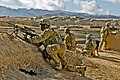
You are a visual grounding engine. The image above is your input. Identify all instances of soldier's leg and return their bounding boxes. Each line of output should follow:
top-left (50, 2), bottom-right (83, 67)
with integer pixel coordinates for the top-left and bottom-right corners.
top-left (81, 50), bottom-right (88, 57)
top-left (82, 48), bottom-right (92, 57)
top-left (46, 45), bottom-right (62, 70)
top-left (91, 44), bottom-right (97, 57)
top-left (87, 50), bottom-right (92, 57)
top-left (65, 65), bottom-right (86, 77)
top-left (58, 45), bottom-right (67, 68)
top-left (59, 53), bottom-right (67, 69)
top-left (73, 46), bottom-right (77, 54)
top-left (104, 38), bottom-right (108, 50)
top-left (99, 38), bottom-right (104, 51)
top-left (73, 43), bottom-right (77, 54)
top-left (96, 48), bottom-right (100, 56)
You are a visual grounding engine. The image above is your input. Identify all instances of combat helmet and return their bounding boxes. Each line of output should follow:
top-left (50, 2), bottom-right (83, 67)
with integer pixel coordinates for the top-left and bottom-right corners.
top-left (40, 19), bottom-right (51, 30)
top-left (86, 34), bottom-right (92, 39)
top-left (64, 28), bottom-right (70, 34)
top-left (106, 22), bottom-right (110, 27)
top-left (40, 19), bottom-right (51, 25)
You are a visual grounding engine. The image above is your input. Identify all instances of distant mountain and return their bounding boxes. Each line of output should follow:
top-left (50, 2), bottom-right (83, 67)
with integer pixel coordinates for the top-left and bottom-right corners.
top-left (0, 6), bottom-right (120, 18)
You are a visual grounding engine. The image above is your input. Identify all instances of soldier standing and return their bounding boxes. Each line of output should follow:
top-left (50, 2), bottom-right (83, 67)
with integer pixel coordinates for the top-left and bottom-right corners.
top-left (29, 19), bottom-right (67, 70)
top-left (110, 19), bottom-right (119, 28)
top-left (64, 28), bottom-right (77, 53)
top-left (99, 22), bottom-right (111, 51)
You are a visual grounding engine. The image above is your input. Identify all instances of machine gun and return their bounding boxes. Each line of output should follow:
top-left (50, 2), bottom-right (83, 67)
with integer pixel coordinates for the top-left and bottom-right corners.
top-left (110, 27), bottom-right (119, 35)
top-left (110, 27), bottom-right (119, 31)
top-left (7, 22), bottom-right (39, 42)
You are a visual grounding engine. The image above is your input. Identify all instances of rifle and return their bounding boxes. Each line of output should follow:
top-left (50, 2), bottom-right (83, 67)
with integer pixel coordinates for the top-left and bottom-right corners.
top-left (6, 22), bottom-right (18, 35)
top-left (24, 26), bottom-right (35, 32)
top-left (19, 27), bottom-right (38, 38)
top-left (110, 27), bottom-right (119, 31)
top-left (7, 22), bottom-right (39, 41)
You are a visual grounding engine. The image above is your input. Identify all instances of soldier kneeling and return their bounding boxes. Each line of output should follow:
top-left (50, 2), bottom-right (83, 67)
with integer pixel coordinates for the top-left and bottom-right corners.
top-left (29, 19), bottom-right (67, 70)
top-left (46, 42), bottom-right (67, 70)
top-left (81, 34), bottom-right (97, 57)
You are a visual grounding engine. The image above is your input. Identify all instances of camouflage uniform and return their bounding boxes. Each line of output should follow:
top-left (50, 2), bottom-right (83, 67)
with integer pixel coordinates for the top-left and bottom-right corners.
top-left (82, 34), bottom-right (95, 56)
top-left (46, 42), bottom-right (67, 70)
top-left (99, 22), bottom-right (111, 51)
top-left (110, 20), bottom-right (119, 35)
top-left (110, 19), bottom-right (119, 28)
top-left (29, 19), bottom-right (66, 70)
top-left (64, 28), bottom-right (77, 52)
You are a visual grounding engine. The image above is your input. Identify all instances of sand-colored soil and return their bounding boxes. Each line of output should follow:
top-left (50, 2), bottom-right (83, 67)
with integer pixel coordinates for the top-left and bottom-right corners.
top-left (0, 31), bottom-right (120, 80)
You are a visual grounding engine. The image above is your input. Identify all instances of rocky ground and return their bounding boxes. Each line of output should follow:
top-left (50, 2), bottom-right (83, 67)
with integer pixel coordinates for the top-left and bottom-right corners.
top-left (0, 30), bottom-right (120, 80)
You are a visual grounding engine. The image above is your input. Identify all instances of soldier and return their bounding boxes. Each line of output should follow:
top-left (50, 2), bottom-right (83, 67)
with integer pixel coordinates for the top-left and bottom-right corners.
top-left (99, 22), bottom-right (111, 51)
top-left (29, 19), bottom-right (67, 70)
top-left (110, 20), bottom-right (119, 35)
top-left (81, 34), bottom-right (96, 57)
top-left (110, 19), bottom-right (119, 28)
top-left (64, 28), bottom-right (77, 53)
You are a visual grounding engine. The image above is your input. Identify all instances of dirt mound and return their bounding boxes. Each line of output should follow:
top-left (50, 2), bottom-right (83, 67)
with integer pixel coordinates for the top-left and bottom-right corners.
top-left (0, 33), bottom-right (91, 80)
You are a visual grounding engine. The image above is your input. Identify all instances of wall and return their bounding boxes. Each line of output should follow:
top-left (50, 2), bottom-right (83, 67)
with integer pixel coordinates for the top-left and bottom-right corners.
top-left (107, 33), bottom-right (120, 51)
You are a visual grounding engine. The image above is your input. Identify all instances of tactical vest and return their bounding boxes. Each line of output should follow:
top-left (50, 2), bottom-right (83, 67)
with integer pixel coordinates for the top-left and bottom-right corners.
top-left (84, 39), bottom-right (93, 50)
top-left (65, 33), bottom-right (76, 50)
top-left (65, 33), bottom-right (76, 44)
top-left (43, 29), bottom-right (61, 48)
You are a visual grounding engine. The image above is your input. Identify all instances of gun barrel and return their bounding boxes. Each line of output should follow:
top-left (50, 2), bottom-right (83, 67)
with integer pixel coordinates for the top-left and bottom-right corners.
top-left (24, 26), bottom-right (35, 32)
top-left (6, 22), bottom-right (15, 26)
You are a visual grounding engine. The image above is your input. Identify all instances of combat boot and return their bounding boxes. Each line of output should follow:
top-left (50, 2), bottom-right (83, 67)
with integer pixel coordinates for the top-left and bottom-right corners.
top-left (76, 65), bottom-right (86, 77)
top-left (54, 62), bottom-right (62, 70)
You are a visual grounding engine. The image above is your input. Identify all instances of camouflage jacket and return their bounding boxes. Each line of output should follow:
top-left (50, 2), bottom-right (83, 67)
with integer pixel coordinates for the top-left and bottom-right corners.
top-left (64, 33), bottom-right (76, 50)
top-left (29, 29), bottom-right (61, 47)
top-left (83, 39), bottom-right (94, 50)
top-left (100, 26), bottom-right (110, 38)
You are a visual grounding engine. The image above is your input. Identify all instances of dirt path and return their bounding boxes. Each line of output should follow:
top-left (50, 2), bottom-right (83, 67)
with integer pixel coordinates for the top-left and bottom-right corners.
top-left (85, 50), bottom-right (120, 80)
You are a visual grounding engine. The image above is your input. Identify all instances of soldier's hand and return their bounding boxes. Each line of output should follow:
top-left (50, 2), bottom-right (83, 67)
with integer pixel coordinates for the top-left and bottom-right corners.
top-left (33, 42), bottom-right (43, 47)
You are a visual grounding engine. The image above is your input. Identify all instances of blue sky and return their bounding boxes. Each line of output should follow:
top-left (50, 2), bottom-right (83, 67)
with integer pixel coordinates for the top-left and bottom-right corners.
top-left (0, 0), bottom-right (120, 16)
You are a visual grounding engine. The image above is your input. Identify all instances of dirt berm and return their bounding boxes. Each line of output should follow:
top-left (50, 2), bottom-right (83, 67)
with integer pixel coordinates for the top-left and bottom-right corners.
top-left (0, 33), bottom-right (91, 80)
top-left (107, 33), bottom-right (120, 51)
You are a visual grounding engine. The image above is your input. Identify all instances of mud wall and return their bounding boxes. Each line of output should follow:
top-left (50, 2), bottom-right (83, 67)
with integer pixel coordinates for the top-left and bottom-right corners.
top-left (107, 33), bottom-right (120, 51)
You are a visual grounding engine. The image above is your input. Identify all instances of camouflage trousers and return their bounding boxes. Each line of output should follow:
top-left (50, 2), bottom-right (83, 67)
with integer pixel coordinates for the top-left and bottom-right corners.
top-left (46, 43), bottom-right (67, 68)
top-left (67, 45), bottom-right (76, 52)
top-left (99, 37), bottom-right (107, 50)
top-left (81, 43), bottom-right (97, 57)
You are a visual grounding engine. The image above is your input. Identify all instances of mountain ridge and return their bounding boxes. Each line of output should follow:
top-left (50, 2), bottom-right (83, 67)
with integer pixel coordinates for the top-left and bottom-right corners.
top-left (0, 6), bottom-right (119, 18)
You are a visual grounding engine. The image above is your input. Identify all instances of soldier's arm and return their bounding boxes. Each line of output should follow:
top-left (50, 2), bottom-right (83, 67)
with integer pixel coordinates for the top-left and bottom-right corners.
top-left (29, 29), bottom-right (51, 44)
top-left (108, 27), bottom-right (112, 35)
top-left (72, 35), bottom-right (77, 45)
top-left (64, 35), bottom-right (68, 43)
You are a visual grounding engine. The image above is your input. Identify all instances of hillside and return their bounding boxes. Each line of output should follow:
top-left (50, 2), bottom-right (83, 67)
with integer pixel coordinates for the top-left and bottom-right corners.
top-left (0, 33), bottom-right (91, 80)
